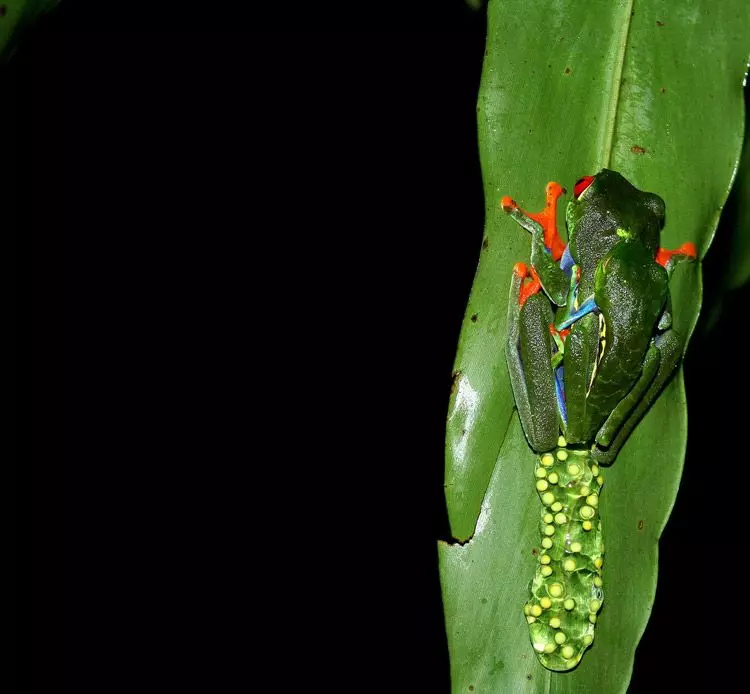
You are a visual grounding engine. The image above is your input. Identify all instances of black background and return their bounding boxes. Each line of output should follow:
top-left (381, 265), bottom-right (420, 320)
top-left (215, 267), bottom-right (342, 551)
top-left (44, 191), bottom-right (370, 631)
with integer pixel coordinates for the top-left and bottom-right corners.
top-left (52, 1), bottom-right (749, 691)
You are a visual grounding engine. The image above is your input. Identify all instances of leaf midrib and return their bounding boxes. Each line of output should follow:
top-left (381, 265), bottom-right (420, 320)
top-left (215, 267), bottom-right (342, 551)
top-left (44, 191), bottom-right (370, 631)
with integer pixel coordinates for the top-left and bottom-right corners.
top-left (600, 0), bottom-right (635, 168)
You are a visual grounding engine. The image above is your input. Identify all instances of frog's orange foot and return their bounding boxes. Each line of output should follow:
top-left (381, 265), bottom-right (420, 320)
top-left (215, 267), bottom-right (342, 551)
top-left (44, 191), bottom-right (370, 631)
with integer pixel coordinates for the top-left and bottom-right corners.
top-left (529, 182), bottom-right (566, 261)
top-left (514, 263), bottom-right (542, 307)
top-left (501, 183), bottom-right (567, 262)
top-left (501, 196), bottom-right (518, 212)
top-left (656, 242), bottom-right (697, 269)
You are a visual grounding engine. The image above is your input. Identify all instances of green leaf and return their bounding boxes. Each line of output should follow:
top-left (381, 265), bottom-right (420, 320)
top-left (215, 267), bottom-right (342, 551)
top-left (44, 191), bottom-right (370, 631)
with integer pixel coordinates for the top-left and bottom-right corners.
top-left (0, 0), bottom-right (61, 63)
top-left (440, 0), bottom-right (750, 691)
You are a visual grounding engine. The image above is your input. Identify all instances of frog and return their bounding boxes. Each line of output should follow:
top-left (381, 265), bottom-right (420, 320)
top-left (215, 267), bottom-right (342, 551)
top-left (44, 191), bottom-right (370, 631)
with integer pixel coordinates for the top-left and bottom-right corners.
top-left (500, 170), bottom-right (696, 671)
top-left (502, 169), bottom-right (696, 461)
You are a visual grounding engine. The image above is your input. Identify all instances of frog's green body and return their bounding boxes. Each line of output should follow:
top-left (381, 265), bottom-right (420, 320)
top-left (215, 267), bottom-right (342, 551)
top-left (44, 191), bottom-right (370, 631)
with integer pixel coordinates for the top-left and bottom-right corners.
top-left (502, 170), bottom-right (695, 671)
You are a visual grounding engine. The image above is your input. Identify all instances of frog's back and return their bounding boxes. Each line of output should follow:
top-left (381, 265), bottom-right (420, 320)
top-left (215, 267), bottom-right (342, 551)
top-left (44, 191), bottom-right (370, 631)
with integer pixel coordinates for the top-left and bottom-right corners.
top-left (566, 169), bottom-right (665, 297)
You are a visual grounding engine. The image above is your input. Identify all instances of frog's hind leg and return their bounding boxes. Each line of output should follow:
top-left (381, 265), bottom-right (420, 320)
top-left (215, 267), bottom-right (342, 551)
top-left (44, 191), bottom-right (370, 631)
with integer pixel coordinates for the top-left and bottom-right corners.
top-left (592, 330), bottom-right (683, 464)
top-left (506, 264), bottom-right (560, 453)
top-left (562, 313), bottom-right (600, 444)
top-left (594, 345), bottom-right (661, 449)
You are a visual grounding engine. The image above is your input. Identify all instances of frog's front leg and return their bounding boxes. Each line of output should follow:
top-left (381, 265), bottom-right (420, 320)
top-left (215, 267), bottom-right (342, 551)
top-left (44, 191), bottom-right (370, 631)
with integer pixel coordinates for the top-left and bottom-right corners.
top-left (506, 263), bottom-right (560, 453)
top-left (562, 312), bottom-right (601, 444)
top-left (501, 182), bottom-right (569, 306)
top-left (502, 182), bottom-right (567, 260)
top-left (656, 242), bottom-right (697, 274)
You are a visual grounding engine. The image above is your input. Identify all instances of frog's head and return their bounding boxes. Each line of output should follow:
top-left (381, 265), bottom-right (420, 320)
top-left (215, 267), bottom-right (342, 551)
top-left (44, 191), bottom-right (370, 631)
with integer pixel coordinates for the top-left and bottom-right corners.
top-left (566, 169), bottom-right (665, 271)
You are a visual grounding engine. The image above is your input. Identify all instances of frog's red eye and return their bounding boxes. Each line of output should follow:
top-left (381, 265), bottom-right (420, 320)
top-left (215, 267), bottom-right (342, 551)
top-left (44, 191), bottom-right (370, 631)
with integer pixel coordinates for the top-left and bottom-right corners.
top-left (574, 175), bottom-right (595, 199)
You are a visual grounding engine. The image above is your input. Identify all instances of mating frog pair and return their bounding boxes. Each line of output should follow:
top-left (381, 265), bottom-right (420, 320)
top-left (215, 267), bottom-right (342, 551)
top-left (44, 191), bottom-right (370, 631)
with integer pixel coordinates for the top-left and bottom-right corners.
top-left (502, 170), bottom-right (695, 670)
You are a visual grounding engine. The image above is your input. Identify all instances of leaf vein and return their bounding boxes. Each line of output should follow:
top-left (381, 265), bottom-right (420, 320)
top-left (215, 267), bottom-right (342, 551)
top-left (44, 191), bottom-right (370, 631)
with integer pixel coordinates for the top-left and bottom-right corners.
top-left (601, 0), bottom-right (636, 167)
